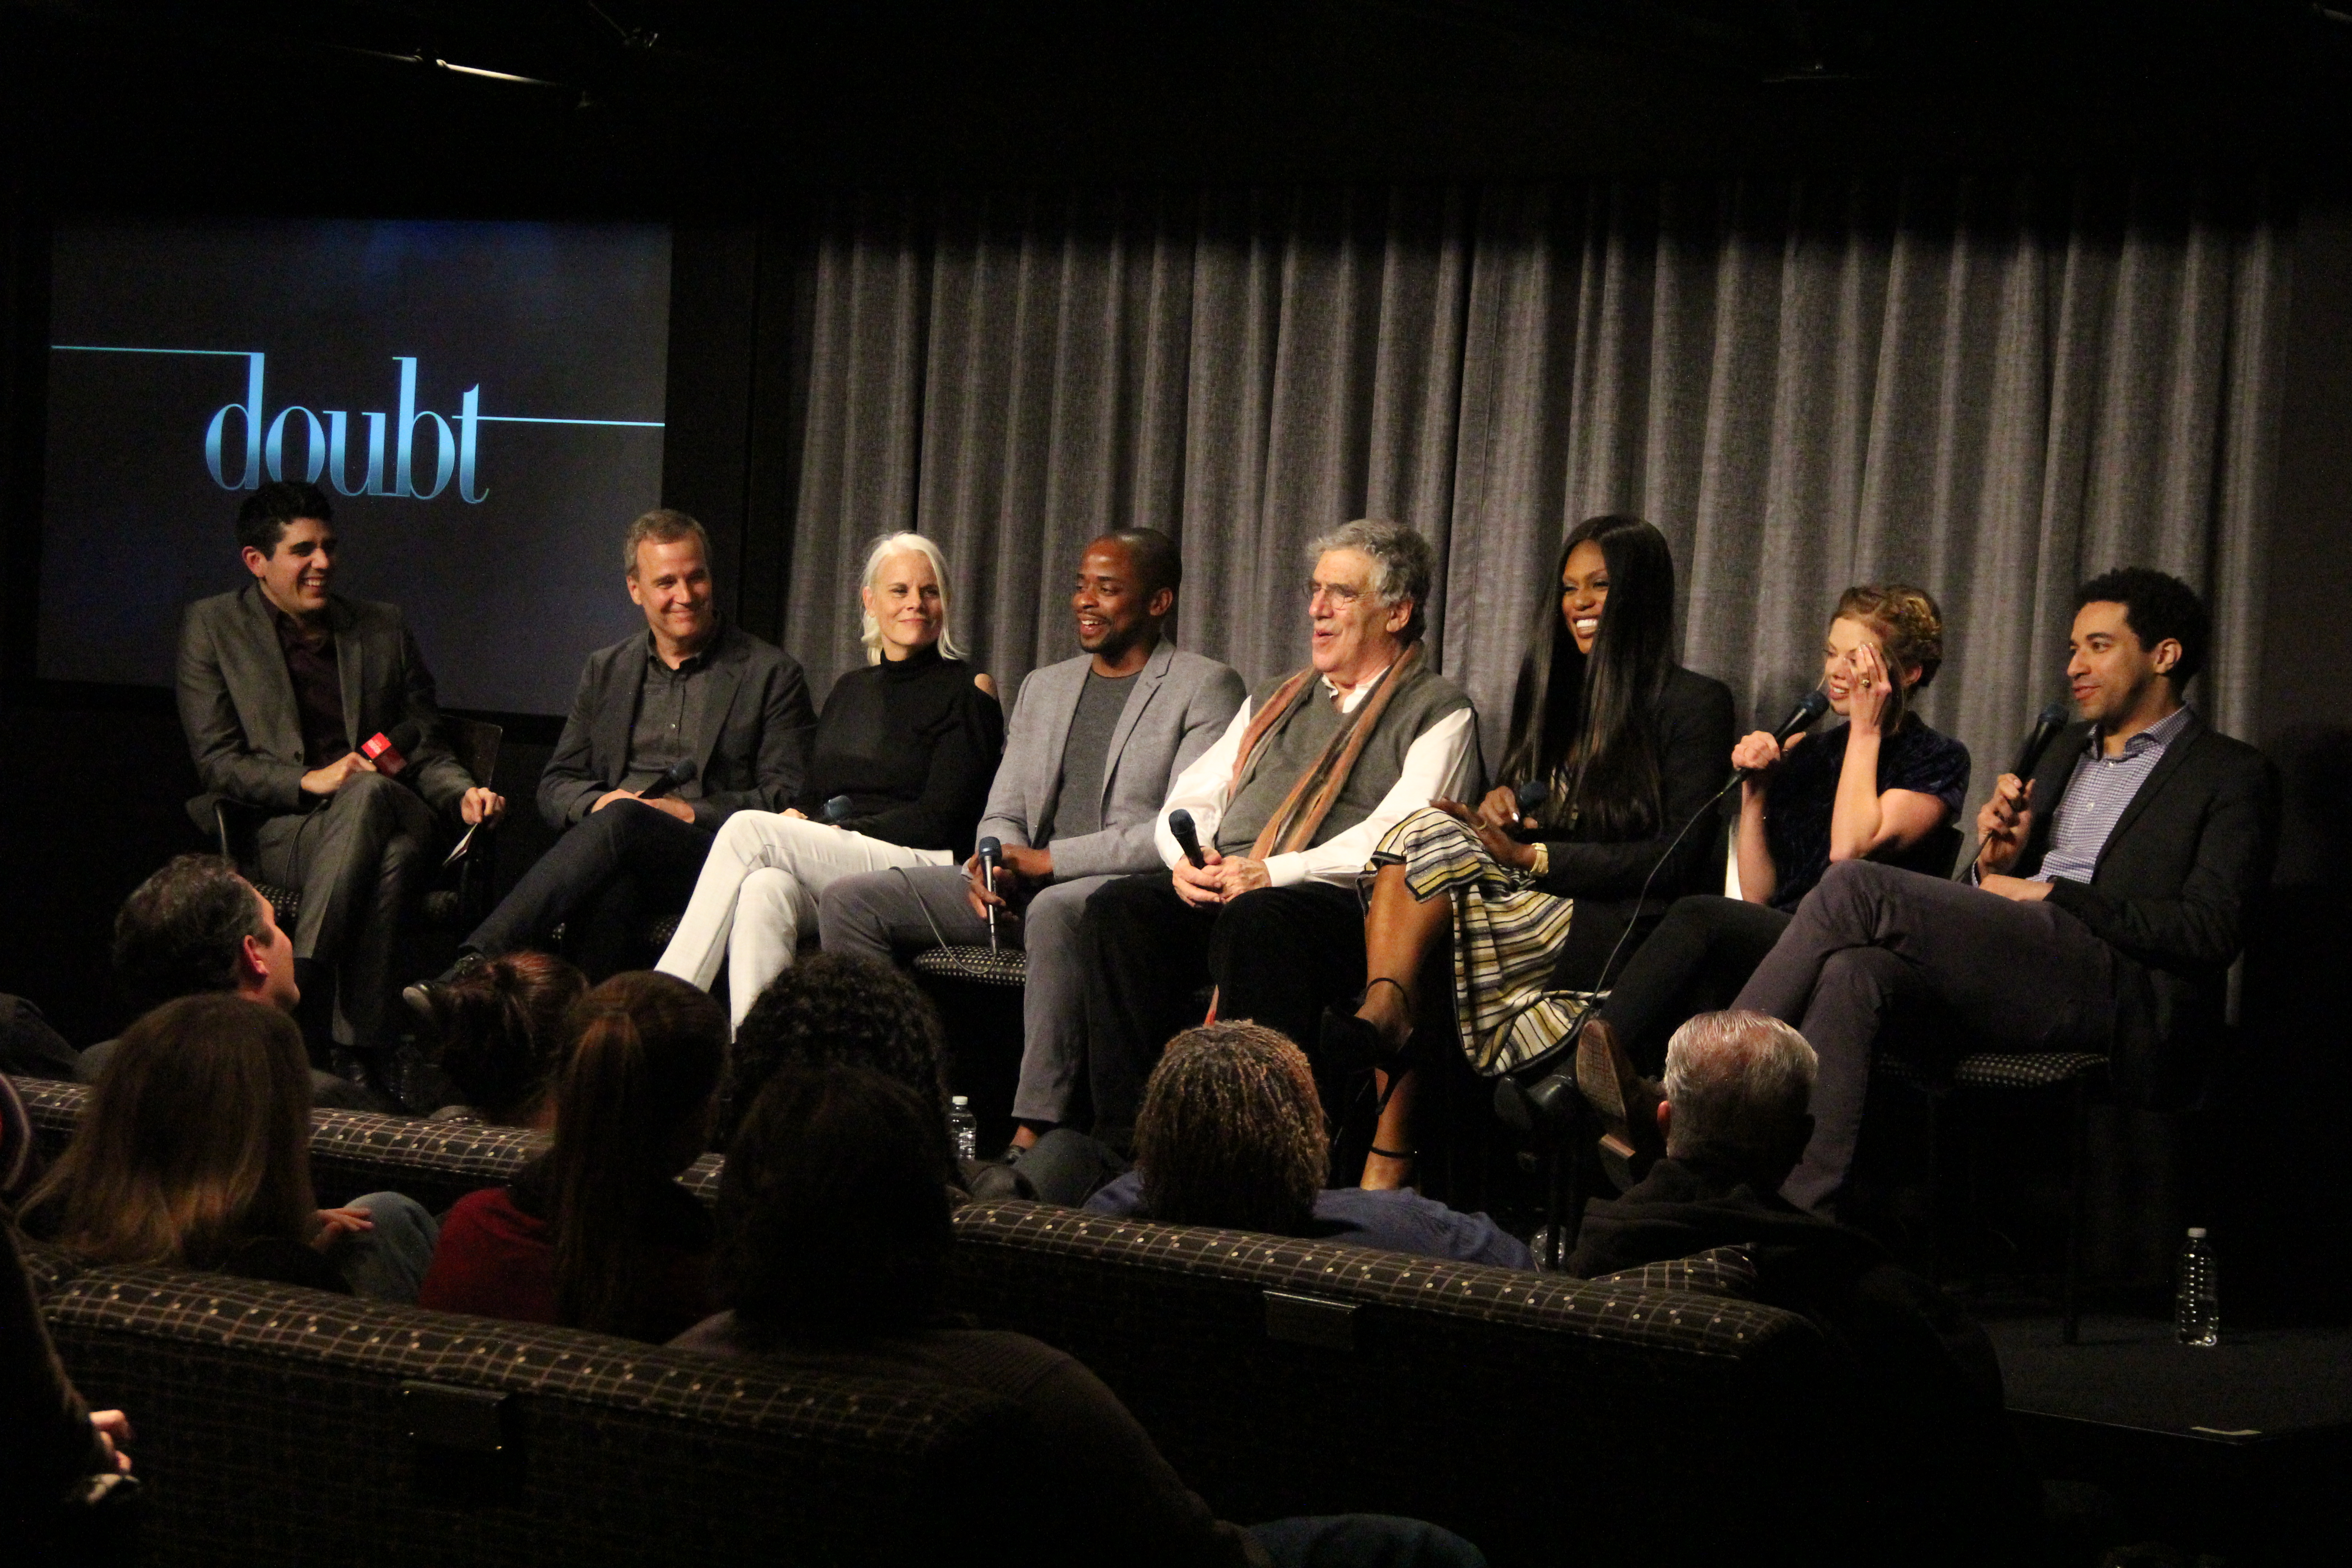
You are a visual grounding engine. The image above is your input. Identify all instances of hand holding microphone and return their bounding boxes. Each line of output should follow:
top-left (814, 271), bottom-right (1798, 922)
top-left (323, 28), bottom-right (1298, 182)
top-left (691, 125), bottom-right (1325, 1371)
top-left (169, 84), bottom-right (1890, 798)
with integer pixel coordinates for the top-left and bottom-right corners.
top-left (1974, 700), bottom-right (2071, 878)
top-left (637, 758), bottom-right (697, 800)
top-left (1727, 688), bottom-right (1832, 790)
top-left (975, 836), bottom-right (1004, 949)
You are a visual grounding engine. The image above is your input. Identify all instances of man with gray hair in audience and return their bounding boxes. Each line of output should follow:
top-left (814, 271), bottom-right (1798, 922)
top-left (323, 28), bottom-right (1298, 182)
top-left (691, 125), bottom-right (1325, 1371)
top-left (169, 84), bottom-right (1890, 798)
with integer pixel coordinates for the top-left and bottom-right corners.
top-left (1077, 519), bottom-right (1478, 1152)
top-left (1571, 1011), bottom-right (2042, 1564)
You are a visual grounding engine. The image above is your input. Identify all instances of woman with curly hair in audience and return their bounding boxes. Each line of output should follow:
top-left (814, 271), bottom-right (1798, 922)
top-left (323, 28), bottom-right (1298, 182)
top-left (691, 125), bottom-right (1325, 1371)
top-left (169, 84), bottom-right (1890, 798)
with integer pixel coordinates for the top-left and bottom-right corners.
top-left (1327, 514), bottom-right (1735, 1187)
top-left (414, 950), bottom-right (589, 1127)
top-left (675, 1060), bottom-right (1487, 1568)
top-left (24, 993), bottom-right (437, 1301)
top-left (419, 970), bottom-right (724, 1341)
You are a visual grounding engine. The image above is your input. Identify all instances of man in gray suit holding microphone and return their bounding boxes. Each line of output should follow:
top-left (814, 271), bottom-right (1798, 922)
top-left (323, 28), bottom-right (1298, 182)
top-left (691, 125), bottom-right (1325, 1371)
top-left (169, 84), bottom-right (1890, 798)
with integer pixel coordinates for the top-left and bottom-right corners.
top-left (822, 530), bottom-right (1244, 1155)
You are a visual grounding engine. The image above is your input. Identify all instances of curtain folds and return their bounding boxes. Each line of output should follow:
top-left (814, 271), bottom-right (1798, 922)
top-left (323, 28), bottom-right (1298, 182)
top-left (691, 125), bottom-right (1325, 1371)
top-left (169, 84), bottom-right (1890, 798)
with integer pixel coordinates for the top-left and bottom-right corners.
top-left (770, 175), bottom-right (2290, 790)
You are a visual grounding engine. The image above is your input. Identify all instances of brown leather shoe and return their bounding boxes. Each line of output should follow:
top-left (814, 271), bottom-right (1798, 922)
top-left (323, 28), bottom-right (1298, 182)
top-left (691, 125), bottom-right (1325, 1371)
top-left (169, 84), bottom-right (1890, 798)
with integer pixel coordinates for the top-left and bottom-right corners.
top-left (1575, 1017), bottom-right (1663, 1191)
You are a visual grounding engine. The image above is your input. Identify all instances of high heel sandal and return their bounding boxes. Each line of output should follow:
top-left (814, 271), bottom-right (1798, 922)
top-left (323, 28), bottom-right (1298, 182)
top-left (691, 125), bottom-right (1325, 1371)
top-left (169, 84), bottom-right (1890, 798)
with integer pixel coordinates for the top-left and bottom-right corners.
top-left (1319, 977), bottom-right (1411, 1073)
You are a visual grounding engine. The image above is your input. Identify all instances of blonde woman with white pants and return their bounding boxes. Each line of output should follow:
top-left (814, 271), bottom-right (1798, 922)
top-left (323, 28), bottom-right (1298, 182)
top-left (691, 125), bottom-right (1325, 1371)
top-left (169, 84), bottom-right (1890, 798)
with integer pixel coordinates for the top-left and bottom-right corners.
top-left (657, 534), bottom-right (1004, 1027)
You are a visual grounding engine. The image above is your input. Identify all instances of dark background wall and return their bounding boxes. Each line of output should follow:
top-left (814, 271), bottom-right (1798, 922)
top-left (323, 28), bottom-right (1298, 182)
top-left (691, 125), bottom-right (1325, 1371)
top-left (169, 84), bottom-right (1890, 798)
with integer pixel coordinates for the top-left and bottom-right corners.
top-left (2, 5), bottom-right (2349, 1252)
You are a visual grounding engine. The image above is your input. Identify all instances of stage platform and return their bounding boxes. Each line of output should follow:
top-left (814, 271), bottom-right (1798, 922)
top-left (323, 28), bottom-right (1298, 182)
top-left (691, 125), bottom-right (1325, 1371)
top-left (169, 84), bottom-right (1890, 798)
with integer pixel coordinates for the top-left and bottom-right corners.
top-left (1990, 1313), bottom-right (2352, 1564)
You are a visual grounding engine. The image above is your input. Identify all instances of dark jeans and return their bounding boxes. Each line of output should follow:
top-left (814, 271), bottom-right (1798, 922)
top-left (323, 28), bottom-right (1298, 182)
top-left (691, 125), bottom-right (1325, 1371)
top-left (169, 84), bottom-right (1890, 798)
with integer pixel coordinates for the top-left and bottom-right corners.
top-left (1080, 874), bottom-right (1365, 1149)
top-left (465, 800), bottom-right (714, 980)
top-left (1597, 895), bottom-right (1792, 1073)
top-left (1733, 860), bottom-right (2118, 1216)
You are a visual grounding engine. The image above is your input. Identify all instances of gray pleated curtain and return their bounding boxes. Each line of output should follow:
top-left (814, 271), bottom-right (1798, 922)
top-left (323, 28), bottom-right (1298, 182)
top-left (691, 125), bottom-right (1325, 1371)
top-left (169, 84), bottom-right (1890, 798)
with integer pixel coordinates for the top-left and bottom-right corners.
top-left (775, 176), bottom-right (2288, 790)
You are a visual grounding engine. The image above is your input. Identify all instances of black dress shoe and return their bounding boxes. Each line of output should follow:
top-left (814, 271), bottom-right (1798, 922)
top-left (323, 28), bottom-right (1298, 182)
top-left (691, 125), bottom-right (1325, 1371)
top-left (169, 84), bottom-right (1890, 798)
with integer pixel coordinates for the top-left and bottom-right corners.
top-left (400, 951), bottom-right (485, 1028)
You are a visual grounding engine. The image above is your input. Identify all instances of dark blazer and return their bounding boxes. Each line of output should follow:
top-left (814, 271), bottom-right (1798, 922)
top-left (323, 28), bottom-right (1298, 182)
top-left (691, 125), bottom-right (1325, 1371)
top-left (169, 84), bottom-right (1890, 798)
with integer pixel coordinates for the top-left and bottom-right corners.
top-left (536, 622), bottom-right (816, 834)
top-left (2012, 708), bottom-right (2279, 1106)
top-left (1531, 664), bottom-right (1739, 907)
top-left (178, 583), bottom-right (474, 818)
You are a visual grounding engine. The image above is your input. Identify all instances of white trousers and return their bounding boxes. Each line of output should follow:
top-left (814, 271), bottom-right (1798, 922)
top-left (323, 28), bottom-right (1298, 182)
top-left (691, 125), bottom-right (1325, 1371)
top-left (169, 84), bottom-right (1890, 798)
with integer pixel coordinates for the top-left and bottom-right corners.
top-left (655, 811), bottom-right (954, 1028)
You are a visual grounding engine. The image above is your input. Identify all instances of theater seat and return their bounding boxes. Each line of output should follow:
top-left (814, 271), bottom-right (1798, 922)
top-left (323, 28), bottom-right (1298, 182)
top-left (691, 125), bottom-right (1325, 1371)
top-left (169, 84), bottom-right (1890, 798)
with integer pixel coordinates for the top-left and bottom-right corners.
top-left (27, 1245), bottom-right (1025, 1567)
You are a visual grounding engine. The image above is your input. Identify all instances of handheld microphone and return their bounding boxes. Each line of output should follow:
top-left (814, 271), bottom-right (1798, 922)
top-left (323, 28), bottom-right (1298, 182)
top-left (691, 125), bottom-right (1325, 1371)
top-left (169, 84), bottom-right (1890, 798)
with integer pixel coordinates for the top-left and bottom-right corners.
top-left (359, 722), bottom-right (423, 777)
top-left (1513, 778), bottom-right (1549, 820)
top-left (1725, 688), bottom-right (1831, 789)
top-left (1167, 809), bottom-right (1207, 869)
top-left (638, 757), bottom-right (696, 800)
top-left (820, 794), bottom-right (854, 824)
top-left (2011, 700), bottom-right (2073, 783)
top-left (975, 836), bottom-right (1004, 949)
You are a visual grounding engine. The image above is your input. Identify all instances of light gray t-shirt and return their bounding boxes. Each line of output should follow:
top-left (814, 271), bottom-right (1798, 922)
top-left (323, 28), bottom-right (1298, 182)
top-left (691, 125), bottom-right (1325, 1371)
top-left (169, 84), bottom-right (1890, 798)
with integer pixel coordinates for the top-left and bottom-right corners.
top-left (1038, 668), bottom-right (1135, 845)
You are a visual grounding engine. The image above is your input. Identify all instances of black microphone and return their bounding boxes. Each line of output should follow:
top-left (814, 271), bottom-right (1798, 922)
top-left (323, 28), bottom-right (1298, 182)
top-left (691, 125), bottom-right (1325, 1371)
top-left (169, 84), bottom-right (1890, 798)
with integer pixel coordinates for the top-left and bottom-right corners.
top-left (2011, 700), bottom-right (2073, 783)
top-left (637, 757), bottom-right (696, 800)
top-left (1725, 688), bottom-right (1831, 789)
top-left (820, 794), bottom-right (854, 824)
top-left (1513, 778), bottom-right (1549, 819)
top-left (975, 835), bottom-right (1004, 949)
top-left (1167, 809), bottom-right (1208, 869)
top-left (359, 721), bottom-right (423, 776)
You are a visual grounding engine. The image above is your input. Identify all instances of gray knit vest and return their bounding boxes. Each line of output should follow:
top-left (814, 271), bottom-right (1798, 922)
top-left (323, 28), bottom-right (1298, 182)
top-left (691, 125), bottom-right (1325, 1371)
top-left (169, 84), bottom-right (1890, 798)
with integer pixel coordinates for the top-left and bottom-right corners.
top-left (1214, 657), bottom-right (1473, 856)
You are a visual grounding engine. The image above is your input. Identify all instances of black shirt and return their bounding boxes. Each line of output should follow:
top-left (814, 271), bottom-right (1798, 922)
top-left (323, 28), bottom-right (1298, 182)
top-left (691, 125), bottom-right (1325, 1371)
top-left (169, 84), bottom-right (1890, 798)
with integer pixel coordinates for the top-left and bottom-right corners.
top-left (622, 635), bottom-right (715, 793)
top-left (1762, 719), bottom-right (1971, 910)
top-left (270, 606), bottom-right (348, 767)
top-left (794, 645), bottom-right (1006, 852)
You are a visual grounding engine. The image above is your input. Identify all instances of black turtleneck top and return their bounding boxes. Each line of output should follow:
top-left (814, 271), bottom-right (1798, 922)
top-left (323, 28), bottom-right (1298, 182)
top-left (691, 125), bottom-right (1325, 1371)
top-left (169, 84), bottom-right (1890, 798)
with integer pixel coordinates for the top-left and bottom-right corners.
top-left (794, 644), bottom-right (1006, 852)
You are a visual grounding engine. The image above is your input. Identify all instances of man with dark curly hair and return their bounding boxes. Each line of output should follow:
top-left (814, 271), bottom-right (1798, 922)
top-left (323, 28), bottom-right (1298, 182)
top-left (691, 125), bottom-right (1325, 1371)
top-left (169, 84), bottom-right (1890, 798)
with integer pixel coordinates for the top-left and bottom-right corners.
top-left (1084, 1021), bottom-right (1529, 1267)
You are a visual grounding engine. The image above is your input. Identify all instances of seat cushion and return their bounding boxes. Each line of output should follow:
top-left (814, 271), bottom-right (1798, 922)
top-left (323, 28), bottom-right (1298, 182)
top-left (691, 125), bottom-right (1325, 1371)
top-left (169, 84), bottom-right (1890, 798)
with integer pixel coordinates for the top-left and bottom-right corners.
top-left (911, 946), bottom-right (1028, 988)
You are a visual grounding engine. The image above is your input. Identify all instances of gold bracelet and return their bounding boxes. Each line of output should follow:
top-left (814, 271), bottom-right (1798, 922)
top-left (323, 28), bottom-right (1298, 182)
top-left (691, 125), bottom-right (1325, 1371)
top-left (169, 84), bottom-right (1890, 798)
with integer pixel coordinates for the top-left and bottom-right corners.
top-left (1530, 842), bottom-right (1549, 877)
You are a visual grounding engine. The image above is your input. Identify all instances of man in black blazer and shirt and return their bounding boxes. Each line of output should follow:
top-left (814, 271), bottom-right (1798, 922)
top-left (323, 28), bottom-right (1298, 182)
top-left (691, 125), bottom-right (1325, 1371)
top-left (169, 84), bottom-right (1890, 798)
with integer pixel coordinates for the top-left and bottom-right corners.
top-left (438, 510), bottom-right (816, 980)
top-left (1735, 568), bottom-right (2278, 1215)
top-left (179, 483), bottom-right (504, 1061)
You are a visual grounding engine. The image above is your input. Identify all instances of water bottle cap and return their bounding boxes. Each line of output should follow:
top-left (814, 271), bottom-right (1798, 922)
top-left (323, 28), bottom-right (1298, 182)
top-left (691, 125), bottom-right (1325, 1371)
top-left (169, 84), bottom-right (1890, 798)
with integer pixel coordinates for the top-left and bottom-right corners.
top-left (2186, 1226), bottom-right (2207, 1238)
top-left (951, 1095), bottom-right (970, 1107)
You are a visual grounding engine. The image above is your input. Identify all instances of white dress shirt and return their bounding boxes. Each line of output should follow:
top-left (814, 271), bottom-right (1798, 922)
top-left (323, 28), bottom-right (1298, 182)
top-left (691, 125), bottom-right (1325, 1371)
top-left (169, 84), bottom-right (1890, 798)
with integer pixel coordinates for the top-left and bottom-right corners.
top-left (1151, 669), bottom-right (1480, 889)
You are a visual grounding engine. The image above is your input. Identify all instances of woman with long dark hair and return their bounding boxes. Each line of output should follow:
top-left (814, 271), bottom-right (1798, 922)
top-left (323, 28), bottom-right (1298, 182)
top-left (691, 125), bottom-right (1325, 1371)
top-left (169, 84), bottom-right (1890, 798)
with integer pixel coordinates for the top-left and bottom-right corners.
top-left (417, 950), bottom-right (589, 1127)
top-left (1328, 515), bottom-right (1735, 1188)
top-left (26, 994), bottom-right (438, 1300)
top-left (419, 971), bottom-right (725, 1341)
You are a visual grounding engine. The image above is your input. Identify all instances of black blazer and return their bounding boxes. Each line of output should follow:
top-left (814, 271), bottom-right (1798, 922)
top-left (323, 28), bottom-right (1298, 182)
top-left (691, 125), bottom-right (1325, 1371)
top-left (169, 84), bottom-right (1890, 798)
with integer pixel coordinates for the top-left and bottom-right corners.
top-left (2012, 709), bottom-right (2279, 1106)
top-left (535, 622), bottom-right (818, 833)
top-left (178, 584), bottom-right (475, 819)
top-left (1531, 664), bottom-right (1739, 908)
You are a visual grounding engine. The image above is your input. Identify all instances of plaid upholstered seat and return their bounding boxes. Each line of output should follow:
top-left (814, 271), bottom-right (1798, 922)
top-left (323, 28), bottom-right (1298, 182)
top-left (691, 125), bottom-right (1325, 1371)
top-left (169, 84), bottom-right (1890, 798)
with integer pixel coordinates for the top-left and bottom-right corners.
top-left (910, 945), bottom-right (1029, 988)
top-left (948, 1199), bottom-right (1841, 1566)
top-left (29, 1250), bottom-right (1026, 1566)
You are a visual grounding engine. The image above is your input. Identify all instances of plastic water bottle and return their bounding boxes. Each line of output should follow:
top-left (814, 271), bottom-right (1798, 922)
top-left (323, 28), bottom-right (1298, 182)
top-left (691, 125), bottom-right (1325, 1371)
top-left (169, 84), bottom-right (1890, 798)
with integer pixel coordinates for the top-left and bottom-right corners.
top-left (949, 1096), bottom-right (978, 1163)
top-left (2175, 1226), bottom-right (2219, 1347)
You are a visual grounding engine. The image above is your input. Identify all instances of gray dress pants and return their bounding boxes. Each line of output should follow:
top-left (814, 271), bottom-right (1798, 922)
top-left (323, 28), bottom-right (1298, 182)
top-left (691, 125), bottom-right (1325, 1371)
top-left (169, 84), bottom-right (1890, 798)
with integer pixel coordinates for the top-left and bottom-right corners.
top-left (255, 771), bottom-right (441, 1051)
top-left (1733, 859), bottom-right (2117, 1216)
top-left (820, 865), bottom-right (1115, 1127)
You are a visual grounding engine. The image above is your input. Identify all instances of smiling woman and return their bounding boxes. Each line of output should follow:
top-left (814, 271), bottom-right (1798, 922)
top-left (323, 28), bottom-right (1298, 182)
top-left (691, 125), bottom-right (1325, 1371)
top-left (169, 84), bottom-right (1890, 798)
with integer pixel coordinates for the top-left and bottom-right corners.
top-left (657, 532), bottom-right (1005, 1028)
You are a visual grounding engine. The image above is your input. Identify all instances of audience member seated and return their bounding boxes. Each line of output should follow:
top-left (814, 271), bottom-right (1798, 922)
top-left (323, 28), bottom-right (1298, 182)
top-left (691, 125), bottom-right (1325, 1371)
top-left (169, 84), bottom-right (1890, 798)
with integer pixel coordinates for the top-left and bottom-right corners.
top-left (26, 994), bottom-right (438, 1302)
top-left (820, 528), bottom-right (1245, 1157)
top-left (676, 1061), bottom-right (1488, 1568)
top-left (1568, 1010), bottom-right (2041, 1565)
top-left (724, 953), bottom-right (1122, 1205)
top-left (1548, 584), bottom-right (1968, 1181)
top-left (424, 509), bottom-right (816, 983)
top-left (1084, 1023), bottom-right (1530, 1269)
top-left (83, 853), bottom-right (372, 1110)
top-left (412, 951), bottom-right (589, 1127)
top-left (1330, 515), bottom-right (1734, 1186)
top-left (419, 971), bottom-right (724, 1341)
top-left (177, 480), bottom-right (504, 1079)
top-left (3, 1213), bottom-right (135, 1549)
top-left (660, 531), bottom-right (1006, 1029)
top-left (1081, 519), bottom-right (1478, 1156)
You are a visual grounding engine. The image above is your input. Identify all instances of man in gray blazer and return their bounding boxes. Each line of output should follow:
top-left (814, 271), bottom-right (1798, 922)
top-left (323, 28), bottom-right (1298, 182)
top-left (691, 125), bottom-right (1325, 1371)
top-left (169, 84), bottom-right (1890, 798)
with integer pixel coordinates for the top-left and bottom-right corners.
top-left (822, 530), bottom-right (1245, 1152)
top-left (422, 509), bottom-right (817, 983)
top-left (178, 482), bottom-right (503, 1063)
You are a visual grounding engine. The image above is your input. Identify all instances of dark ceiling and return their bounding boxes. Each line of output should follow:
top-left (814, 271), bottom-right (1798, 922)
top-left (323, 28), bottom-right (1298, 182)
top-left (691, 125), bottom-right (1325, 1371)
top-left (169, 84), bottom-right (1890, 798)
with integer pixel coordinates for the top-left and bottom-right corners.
top-left (4, 0), bottom-right (2350, 209)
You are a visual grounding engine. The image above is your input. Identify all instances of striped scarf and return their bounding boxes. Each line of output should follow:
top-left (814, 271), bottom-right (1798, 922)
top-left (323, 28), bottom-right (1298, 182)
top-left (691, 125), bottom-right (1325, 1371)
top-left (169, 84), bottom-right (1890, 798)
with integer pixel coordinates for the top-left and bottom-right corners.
top-left (1229, 642), bottom-right (1427, 860)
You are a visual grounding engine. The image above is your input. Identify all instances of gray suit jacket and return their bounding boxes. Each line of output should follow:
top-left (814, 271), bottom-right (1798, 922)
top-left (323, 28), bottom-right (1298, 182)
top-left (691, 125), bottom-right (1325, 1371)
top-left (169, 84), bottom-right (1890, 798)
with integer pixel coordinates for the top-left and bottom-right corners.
top-left (536, 622), bottom-right (818, 833)
top-left (980, 641), bottom-right (1246, 882)
top-left (178, 583), bottom-right (474, 818)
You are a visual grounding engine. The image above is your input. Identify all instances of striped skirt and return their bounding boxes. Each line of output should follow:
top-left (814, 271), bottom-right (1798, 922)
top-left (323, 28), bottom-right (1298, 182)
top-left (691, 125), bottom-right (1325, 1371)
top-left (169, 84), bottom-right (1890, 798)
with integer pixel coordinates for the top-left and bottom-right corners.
top-left (1365, 806), bottom-right (1599, 1078)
